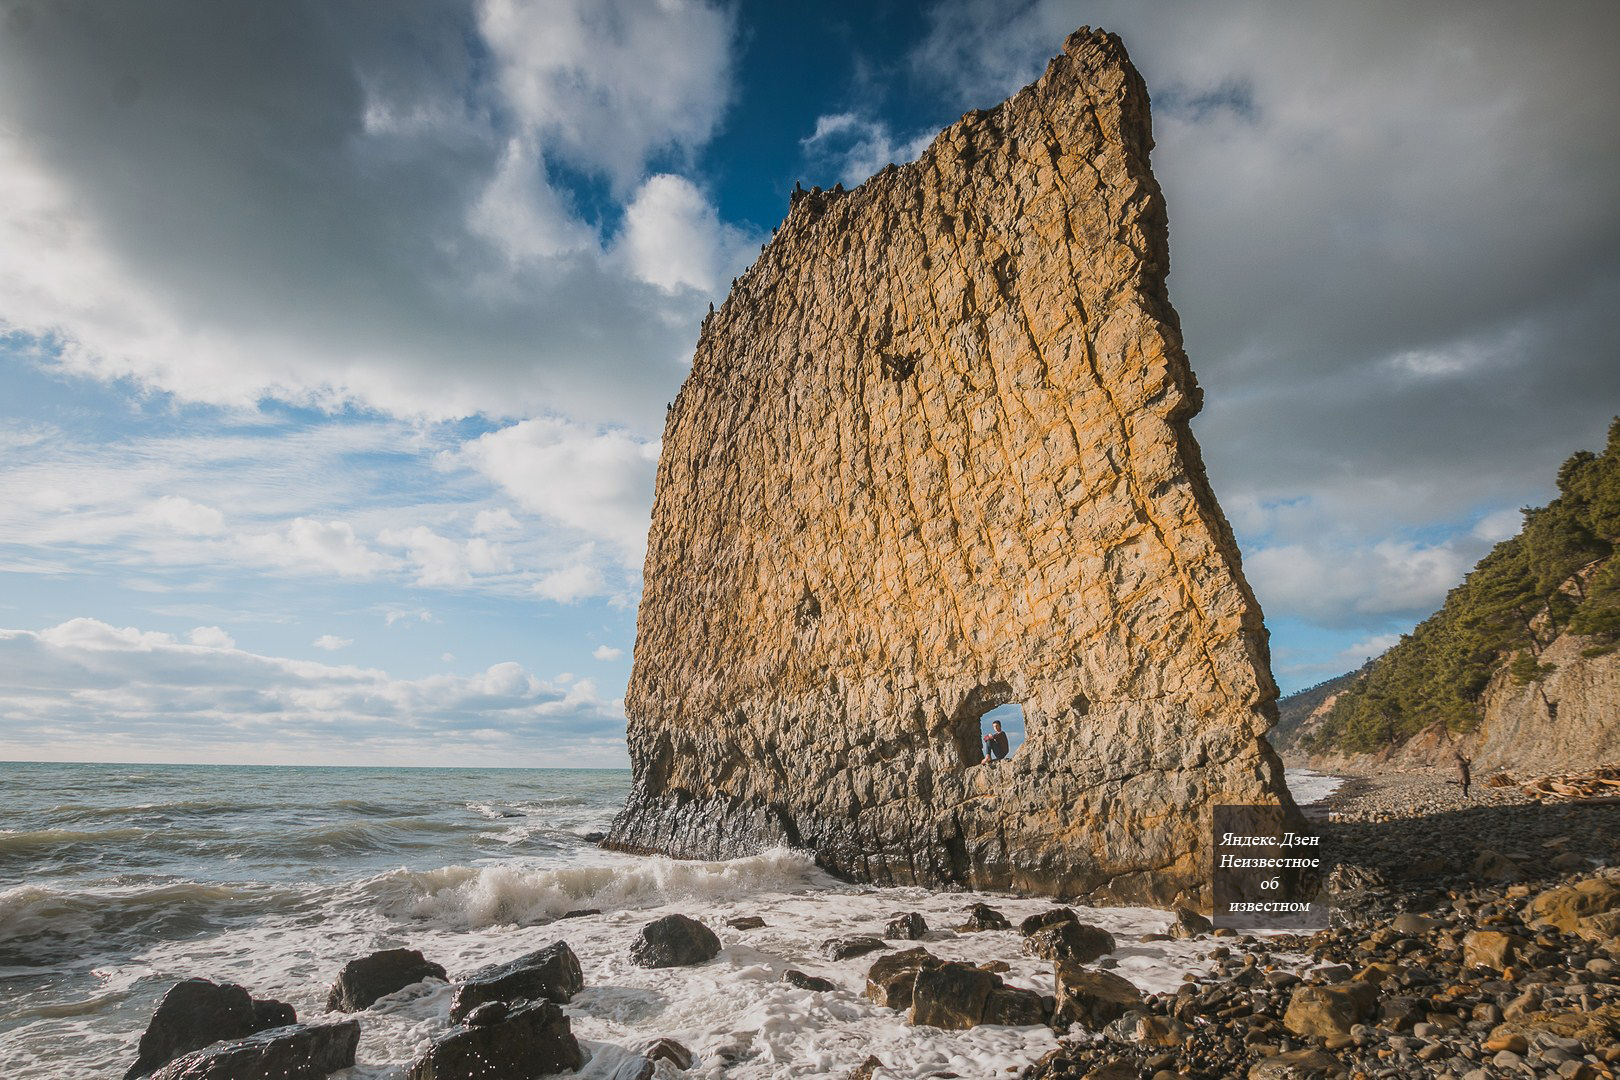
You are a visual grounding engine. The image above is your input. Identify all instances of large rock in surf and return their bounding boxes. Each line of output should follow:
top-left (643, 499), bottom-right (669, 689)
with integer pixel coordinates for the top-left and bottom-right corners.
top-left (407, 1000), bottom-right (582, 1080)
top-left (147, 1021), bottom-right (359, 1080)
top-left (1052, 964), bottom-right (1143, 1030)
top-left (326, 948), bottom-right (447, 1011)
top-left (865, 948), bottom-right (943, 1010)
top-left (448, 941), bottom-right (582, 1021)
top-left (1022, 920), bottom-right (1116, 964)
top-left (125, 979), bottom-right (297, 1080)
top-left (629, 913), bottom-right (721, 968)
top-left (607, 25), bottom-right (1292, 907)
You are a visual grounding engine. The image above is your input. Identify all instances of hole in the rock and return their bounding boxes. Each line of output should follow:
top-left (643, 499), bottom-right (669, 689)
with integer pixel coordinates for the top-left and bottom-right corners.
top-left (979, 702), bottom-right (1026, 763)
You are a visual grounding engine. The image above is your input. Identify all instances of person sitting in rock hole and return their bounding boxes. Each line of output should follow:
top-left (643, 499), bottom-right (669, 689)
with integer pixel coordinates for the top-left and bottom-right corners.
top-left (982, 720), bottom-right (1009, 763)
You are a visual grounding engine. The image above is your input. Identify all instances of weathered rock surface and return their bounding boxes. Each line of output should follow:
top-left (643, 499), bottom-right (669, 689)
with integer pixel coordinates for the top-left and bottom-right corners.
top-left (823, 935), bottom-right (890, 960)
top-left (406, 1000), bottom-right (582, 1080)
top-left (886, 911), bottom-right (929, 939)
top-left (629, 914), bottom-right (720, 968)
top-left (957, 902), bottom-right (1012, 932)
top-left (1022, 920), bottom-right (1115, 963)
top-left (784, 969), bottom-right (838, 992)
top-left (1168, 906), bottom-right (1213, 939)
top-left (909, 962), bottom-right (1000, 1029)
top-left (865, 947), bottom-right (943, 1010)
top-left (147, 1021), bottom-right (359, 1080)
top-left (1281, 982), bottom-right (1378, 1037)
top-left (1019, 907), bottom-right (1078, 936)
top-left (1529, 877), bottom-right (1620, 934)
top-left (125, 979), bottom-right (297, 1080)
top-left (607, 25), bottom-right (1290, 907)
top-left (326, 948), bottom-right (446, 1012)
top-left (447, 941), bottom-right (582, 1021)
top-left (640, 1037), bottom-right (695, 1070)
top-left (1051, 963), bottom-right (1142, 1030)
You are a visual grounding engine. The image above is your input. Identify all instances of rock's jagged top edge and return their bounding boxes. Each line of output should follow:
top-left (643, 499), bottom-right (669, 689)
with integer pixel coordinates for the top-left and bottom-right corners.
top-left (704, 25), bottom-right (1139, 320)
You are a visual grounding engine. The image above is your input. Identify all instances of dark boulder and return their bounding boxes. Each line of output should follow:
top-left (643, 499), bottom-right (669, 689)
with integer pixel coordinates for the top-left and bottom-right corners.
top-left (1019, 907), bottom-right (1079, 936)
top-left (864, 948), bottom-right (943, 1010)
top-left (983, 985), bottom-right (1050, 1026)
top-left (448, 941), bottom-right (582, 1021)
top-left (885, 912), bottom-right (929, 939)
top-left (908, 962), bottom-right (999, 1029)
top-left (641, 1037), bottom-right (694, 1069)
top-left (727, 916), bottom-right (767, 930)
top-left (252, 999), bottom-right (296, 1029)
top-left (630, 914), bottom-right (721, 968)
top-left (1053, 962), bottom-right (1142, 1029)
top-left (1168, 906), bottom-right (1213, 939)
top-left (1022, 920), bottom-right (1116, 964)
top-left (956, 902), bottom-right (1011, 931)
top-left (823, 935), bottom-right (890, 960)
top-left (326, 948), bottom-right (447, 1012)
top-left (407, 1000), bottom-right (582, 1080)
top-left (784, 969), bottom-right (838, 992)
top-left (125, 978), bottom-right (297, 1080)
top-left (148, 1021), bottom-right (359, 1080)
top-left (462, 1002), bottom-right (508, 1026)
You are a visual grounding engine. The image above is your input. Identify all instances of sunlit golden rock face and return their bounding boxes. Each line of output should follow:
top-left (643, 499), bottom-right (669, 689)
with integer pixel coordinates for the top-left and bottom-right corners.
top-left (607, 27), bottom-right (1293, 907)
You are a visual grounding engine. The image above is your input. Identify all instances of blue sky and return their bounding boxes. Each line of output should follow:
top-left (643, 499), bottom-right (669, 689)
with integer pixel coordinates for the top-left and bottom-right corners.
top-left (1, 0), bottom-right (1617, 767)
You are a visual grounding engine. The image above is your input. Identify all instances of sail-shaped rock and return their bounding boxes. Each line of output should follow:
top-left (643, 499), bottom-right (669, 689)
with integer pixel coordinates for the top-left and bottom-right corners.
top-left (607, 27), bottom-right (1294, 906)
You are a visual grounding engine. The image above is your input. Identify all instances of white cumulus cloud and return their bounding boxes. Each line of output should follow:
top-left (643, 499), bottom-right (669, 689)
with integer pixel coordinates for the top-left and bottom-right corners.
top-left (187, 626), bottom-right (236, 649)
top-left (535, 563), bottom-right (606, 604)
top-left (618, 174), bottom-right (756, 294)
top-left (461, 418), bottom-right (659, 564)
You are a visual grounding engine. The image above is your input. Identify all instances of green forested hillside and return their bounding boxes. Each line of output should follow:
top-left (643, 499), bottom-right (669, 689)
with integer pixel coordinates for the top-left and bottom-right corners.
top-left (1303, 419), bottom-right (1620, 754)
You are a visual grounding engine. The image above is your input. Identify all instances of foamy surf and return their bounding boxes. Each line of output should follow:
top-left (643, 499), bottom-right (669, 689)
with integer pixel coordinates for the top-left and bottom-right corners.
top-left (0, 762), bottom-right (1278, 1079)
top-left (1284, 767), bottom-right (1345, 806)
top-left (362, 848), bottom-right (833, 930)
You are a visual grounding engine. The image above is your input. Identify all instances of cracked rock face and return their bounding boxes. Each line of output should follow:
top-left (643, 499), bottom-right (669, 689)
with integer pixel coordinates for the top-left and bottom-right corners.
top-left (607, 27), bottom-right (1293, 907)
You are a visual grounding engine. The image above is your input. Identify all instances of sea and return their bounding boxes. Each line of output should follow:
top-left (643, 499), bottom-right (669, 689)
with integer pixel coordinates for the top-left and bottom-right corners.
top-left (0, 762), bottom-right (1342, 1079)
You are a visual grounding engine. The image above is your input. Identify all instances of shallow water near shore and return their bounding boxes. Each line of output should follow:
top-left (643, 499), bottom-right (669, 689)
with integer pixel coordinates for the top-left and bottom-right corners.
top-left (0, 762), bottom-right (1338, 1078)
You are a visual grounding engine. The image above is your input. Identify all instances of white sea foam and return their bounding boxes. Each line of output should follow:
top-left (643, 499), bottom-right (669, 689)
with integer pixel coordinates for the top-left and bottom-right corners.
top-left (361, 847), bottom-right (832, 930)
top-left (1, 765), bottom-right (1292, 1079)
top-left (1, 848), bottom-right (1282, 1080)
top-left (1284, 768), bottom-right (1345, 806)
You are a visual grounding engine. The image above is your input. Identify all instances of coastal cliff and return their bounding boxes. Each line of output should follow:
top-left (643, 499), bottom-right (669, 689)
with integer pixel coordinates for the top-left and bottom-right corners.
top-left (1280, 419), bottom-right (1620, 776)
top-left (608, 27), bottom-right (1294, 907)
top-left (1283, 634), bottom-right (1620, 776)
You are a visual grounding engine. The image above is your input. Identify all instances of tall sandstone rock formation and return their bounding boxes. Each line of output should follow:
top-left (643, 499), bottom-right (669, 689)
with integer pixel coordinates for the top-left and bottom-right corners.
top-left (608, 28), bottom-right (1294, 907)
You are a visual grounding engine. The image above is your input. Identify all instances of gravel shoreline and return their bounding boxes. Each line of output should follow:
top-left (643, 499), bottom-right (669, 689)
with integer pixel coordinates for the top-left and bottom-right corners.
top-left (1015, 768), bottom-right (1620, 1080)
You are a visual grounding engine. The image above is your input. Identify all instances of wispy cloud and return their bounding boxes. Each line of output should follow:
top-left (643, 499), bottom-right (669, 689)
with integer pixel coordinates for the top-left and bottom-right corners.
top-left (800, 113), bottom-right (936, 188)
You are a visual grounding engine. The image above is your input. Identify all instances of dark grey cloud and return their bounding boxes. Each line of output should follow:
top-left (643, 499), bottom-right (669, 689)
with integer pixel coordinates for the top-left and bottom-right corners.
top-left (0, 0), bottom-right (738, 429)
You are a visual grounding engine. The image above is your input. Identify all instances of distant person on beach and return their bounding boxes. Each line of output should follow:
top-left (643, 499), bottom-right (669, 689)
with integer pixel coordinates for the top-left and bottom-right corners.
top-left (983, 720), bottom-right (1009, 763)
top-left (1455, 751), bottom-right (1472, 798)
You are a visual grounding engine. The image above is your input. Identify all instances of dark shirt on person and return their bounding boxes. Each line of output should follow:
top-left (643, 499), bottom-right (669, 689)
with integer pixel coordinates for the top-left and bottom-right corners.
top-left (985, 730), bottom-right (1009, 761)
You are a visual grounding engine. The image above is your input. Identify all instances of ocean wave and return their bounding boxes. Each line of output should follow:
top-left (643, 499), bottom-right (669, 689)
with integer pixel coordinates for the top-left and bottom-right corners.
top-left (44, 799), bottom-right (272, 823)
top-left (254, 818), bottom-right (464, 857)
top-left (360, 847), bottom-right (828, 930)
top-left (0, 880), bottom-right (321, 965)
top-left (330, 799), bottom-right (429, 817)
top-left (0, 827), bottom-right (148, 857)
